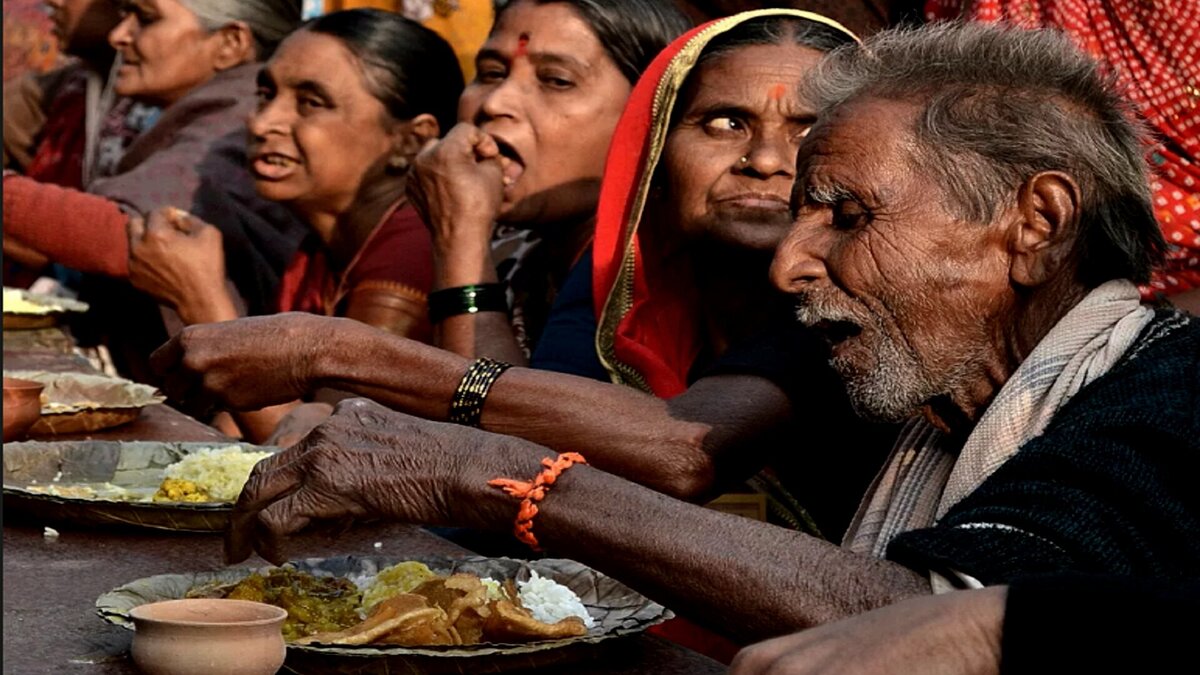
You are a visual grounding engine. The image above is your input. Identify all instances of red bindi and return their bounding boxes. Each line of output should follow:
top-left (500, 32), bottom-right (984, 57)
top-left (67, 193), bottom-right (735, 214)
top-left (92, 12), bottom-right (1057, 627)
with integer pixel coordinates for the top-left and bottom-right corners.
top-left (768, 83), bottom-right (787, 101)
top-left (515, 33), bottom-right (530, 57)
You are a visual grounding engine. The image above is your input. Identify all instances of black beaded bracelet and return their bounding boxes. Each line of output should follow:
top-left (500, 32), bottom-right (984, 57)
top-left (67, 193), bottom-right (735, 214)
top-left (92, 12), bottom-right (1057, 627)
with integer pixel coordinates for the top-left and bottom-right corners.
top-left (428, 283), bottom-right (509, 323)
top-left (448, 357), bottom-right (513, 427)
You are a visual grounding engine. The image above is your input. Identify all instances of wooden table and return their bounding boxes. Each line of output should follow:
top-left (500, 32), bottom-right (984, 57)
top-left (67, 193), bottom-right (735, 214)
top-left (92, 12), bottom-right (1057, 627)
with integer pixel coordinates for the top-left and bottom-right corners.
top-left (2, 522), bottom-right (723, 675)
top-left (2, 328), bottom-right (724, 674)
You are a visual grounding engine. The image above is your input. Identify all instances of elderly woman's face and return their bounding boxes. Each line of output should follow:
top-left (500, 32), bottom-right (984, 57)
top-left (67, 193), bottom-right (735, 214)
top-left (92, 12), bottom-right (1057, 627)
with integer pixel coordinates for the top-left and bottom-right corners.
top-left (246, 30), bottom-right (397, 223)
top-left (457, 1), bottom-right (632, 226)
top-left (108, 0), bottom-right (226, 105)
top-left (660, 43), bottom-right (825, 253)
top-left (770, 97), bottom-right (1012, 422)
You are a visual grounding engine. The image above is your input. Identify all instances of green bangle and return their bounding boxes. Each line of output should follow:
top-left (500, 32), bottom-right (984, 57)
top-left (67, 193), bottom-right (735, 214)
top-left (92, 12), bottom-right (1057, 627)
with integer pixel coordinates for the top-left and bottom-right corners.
top-left (449, 357), bottom-right (513, 427)
top-left (428, 284), bottom-right (508, 323)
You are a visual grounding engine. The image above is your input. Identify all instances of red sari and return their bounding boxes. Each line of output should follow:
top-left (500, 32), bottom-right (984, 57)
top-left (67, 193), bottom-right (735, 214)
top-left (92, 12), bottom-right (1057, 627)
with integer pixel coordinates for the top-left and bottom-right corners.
top-left (592, 10), bottom-right (859, 398)
top-left (276, 201), bottom-right (433, 340)
top-left (589, 9), bottom-right (860, 662)
top-left (924, 0), bottom-right (1200, 299)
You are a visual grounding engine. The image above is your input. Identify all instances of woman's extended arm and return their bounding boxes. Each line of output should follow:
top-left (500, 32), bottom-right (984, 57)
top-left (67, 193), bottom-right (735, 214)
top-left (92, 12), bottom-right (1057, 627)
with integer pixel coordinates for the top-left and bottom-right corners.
top-left (151, 314), bottom-right (800, 501)
top-left (2, 174), bottom-right (131, 277)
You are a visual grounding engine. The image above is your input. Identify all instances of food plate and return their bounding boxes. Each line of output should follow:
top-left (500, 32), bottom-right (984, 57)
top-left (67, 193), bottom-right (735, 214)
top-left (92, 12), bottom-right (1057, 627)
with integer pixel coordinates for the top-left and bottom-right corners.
top-left (2, 440), bottom-right (277, 532)
top-left (2, 287), bottom-right (89, 330)
top-left (96, 555), bottom-right (675, 674)
top-left (2, 370), bottom-right (165, 434)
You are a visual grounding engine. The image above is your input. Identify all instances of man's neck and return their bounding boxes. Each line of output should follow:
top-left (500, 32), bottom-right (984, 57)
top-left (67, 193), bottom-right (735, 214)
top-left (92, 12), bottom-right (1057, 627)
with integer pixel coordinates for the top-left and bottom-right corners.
top-left (924, 276), bottom-right (1088, 437)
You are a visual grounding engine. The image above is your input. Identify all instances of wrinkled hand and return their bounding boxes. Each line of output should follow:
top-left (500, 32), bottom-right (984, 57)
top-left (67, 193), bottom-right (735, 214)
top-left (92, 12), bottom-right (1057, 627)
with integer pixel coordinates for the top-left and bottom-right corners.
top-left (730, 588), bottom-right (1006, 675)
top-left (266, 401), bottom-right (334, 448)
top-left (127, 207), bottom-right (230, 323)
top-left (406, 123), bottom-right (508, 250)
top-left (151, 313), bottom-right (342, 411)
top-left (225, 399), bottom-right (514, 564)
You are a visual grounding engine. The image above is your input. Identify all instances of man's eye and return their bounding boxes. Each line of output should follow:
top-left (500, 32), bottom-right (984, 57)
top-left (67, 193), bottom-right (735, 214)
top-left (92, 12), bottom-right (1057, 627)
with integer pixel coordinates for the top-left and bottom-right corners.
top-left (831, 202), bottom-right (868, 230)
top-left (704, 116), bottom-right (743, 132)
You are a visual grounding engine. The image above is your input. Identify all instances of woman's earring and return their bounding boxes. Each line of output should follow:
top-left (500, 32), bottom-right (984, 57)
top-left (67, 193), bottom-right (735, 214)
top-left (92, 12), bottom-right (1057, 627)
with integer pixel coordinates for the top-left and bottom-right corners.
top-left (388, 155), bottom-right (410, 173)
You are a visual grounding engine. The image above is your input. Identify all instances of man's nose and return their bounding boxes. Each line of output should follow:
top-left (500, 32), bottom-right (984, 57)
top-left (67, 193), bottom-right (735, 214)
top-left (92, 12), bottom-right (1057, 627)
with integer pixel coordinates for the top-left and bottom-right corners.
top-left (770, 217), bottom-right (830, 294)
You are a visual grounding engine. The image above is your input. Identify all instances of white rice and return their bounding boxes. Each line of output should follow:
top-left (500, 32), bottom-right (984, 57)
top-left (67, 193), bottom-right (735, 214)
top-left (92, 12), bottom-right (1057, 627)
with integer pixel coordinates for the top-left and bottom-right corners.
top-left (517, 571), bottom-right (595, 629)
top-left (162, 445), bottom-right (272, 502)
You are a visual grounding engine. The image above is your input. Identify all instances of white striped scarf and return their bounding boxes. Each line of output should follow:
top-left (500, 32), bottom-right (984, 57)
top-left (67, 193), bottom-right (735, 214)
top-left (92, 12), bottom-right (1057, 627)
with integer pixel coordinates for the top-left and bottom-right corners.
top-left (843, 279), bottom-right (1155, 558)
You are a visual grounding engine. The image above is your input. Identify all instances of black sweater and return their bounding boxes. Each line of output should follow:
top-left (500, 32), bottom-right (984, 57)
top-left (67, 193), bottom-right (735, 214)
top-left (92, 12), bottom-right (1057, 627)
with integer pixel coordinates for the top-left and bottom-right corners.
top-left (1000, 573), bottom-right (1200, 674)
top-left (888, 311), bottom-right (1200, 584)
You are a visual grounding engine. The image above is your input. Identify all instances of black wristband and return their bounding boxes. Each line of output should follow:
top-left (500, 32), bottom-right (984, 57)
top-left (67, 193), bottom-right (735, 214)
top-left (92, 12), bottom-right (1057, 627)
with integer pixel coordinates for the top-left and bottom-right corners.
top-left (448, 357), bottom-right (513, 427)
top-left (428, 284), bottom-right (509, 323)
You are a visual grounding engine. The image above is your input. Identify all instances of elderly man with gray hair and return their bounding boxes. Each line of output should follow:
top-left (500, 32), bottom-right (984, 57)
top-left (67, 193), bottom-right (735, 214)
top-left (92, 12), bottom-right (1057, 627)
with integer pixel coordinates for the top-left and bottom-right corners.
top-left (218, 20), bottom-right (1199, 646)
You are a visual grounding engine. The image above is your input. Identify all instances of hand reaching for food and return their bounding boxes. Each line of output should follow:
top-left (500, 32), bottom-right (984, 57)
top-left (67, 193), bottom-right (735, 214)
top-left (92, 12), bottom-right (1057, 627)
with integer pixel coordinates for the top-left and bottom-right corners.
top-left (224, 398), bottom-right (543, 565)
top-left (150, 313), bottom-right (345, 411)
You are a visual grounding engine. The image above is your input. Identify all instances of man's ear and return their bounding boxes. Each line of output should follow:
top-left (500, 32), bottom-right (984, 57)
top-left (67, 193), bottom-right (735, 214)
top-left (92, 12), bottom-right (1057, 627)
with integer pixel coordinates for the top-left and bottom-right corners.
top-left (210, 21), bottom-right (257, 71)
top-left (1009, 170), bottom-right (1081, 287)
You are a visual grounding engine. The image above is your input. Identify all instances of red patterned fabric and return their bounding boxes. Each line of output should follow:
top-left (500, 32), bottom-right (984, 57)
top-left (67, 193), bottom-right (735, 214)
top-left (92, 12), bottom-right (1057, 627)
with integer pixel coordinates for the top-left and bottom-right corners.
top-left (2, 0), bottom-right (60, 82)
top-left (924, 0), bottom-right (1200, 299)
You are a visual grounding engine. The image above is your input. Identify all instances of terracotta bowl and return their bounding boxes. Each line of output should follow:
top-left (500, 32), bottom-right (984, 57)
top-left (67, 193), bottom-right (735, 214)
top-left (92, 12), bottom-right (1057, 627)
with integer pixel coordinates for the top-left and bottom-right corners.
top-left (129, 599), bottom-right (288, 675)
top-left (3, 377), bottom-right (44, 443)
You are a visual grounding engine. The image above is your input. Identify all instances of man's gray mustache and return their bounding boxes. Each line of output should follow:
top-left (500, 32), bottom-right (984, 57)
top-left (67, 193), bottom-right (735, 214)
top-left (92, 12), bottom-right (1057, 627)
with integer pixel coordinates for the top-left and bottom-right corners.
top-left (792, 292), bottom-right (869, 327)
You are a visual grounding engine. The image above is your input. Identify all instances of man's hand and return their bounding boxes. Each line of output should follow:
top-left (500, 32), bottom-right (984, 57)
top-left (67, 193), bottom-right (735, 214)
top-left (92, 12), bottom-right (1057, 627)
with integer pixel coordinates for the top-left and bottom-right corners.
top-left (730, 587), bottom-right (1006, 675)
top-left (224, 399), bottom-right (523, 565)
top-left (150, 313), bottom-right (343, 411)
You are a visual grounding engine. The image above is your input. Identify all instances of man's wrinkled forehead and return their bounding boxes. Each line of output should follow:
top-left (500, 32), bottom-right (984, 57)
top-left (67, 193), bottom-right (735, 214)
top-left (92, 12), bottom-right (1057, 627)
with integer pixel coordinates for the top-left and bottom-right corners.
top-left (792, 97), bottom-right (922, 205)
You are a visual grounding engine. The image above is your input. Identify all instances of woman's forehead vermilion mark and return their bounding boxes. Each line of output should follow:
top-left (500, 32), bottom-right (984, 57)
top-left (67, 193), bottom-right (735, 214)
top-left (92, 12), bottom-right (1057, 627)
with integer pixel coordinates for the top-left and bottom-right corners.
top-left (515, 32), bottom-right (530, 58)
top-left (769, 83), bottom-right (787, 101)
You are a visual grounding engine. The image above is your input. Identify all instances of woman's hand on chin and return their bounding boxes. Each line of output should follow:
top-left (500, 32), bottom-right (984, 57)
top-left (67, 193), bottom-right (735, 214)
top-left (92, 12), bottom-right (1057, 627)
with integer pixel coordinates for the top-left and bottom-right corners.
top-left (127, 207), bottom-right (237, 325)
top-left (150, 312), bottom-right (342, 412)
top-left (407, 123), bottom-right (507, 256)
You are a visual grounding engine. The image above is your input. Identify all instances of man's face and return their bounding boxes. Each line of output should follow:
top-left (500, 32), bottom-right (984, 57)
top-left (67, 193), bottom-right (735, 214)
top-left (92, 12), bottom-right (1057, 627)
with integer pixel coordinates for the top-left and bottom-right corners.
top-left (770, 97), bottom-right (1012, 422)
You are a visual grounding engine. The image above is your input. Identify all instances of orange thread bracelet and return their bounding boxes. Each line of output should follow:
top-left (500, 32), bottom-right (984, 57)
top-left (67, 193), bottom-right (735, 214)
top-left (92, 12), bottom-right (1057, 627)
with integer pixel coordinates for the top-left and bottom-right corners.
top-left (487, 452), bottom-right (587, 551)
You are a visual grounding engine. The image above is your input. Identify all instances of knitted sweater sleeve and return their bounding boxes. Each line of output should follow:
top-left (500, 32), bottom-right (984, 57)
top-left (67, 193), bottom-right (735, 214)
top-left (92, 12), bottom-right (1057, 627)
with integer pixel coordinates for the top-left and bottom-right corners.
top-left (1001, 574), bottom-right (1200, 674)
top-left (2, 174), bottom-right (130, 278)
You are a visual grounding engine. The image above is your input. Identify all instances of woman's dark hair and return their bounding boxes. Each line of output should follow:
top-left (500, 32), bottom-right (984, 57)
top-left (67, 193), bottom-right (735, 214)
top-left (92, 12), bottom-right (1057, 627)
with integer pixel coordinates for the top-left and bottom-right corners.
top-left (697, 14), bottom-right (858, 67)
top-left (496, 0), bottom-right (692, 84)
top-left (303, 9), bottom-right (464, 135)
